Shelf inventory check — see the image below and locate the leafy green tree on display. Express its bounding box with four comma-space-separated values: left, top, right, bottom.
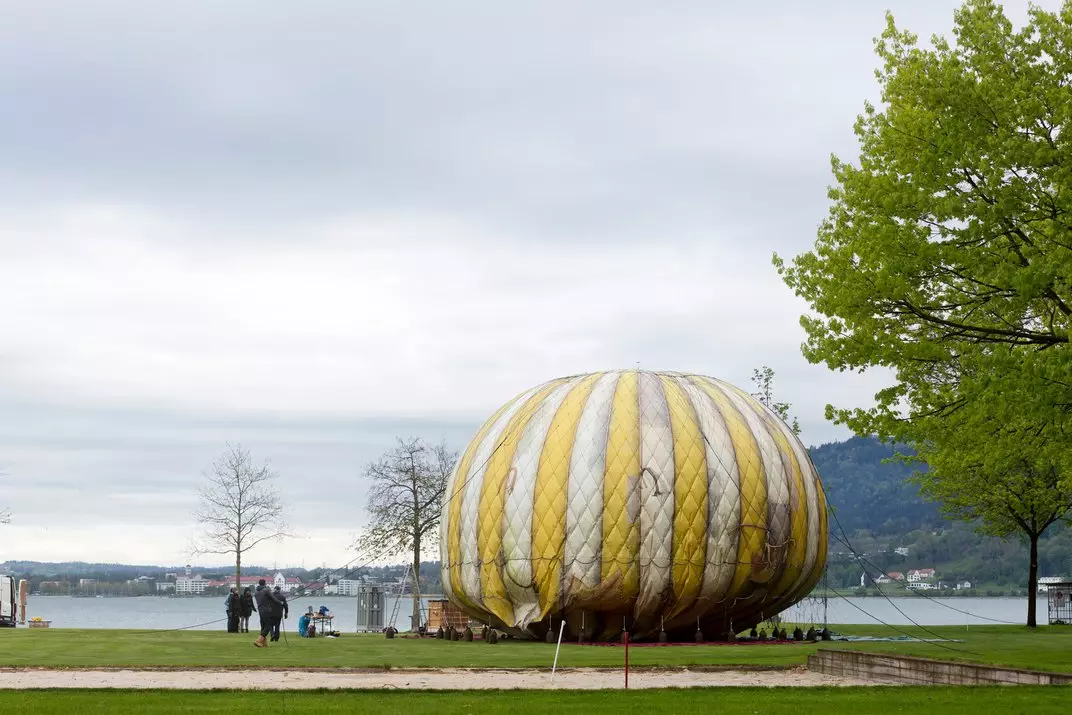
750, 366, 801, 434
773, 0, 1072, 474
774, 0, 1072, 624
909, 411, 1072, 626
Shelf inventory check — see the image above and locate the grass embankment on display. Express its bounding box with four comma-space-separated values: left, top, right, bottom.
2, 688, 1070, 714
2, 625, 1071, 673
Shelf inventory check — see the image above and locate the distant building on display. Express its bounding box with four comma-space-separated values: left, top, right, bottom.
887, 572, 905, 582
956, 581, 972, 590
175, 574, 209, 595
226, 572, 303, 593
337, 579, 366, 596
156, 581, 175, 592
906, 582, 937, 591
78, 578, 97, 587
907, 569, 935, 583
1038, 576, 1067, 593
895, 547, 909, 556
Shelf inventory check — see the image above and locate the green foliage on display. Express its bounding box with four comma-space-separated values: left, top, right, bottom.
773, 0, 1072, 473
774, 0, 1072, 624
913, 428, 1072, 542
2, 687, 1071, 715
4, 687, 1071, 715
5, 625, 1072, 675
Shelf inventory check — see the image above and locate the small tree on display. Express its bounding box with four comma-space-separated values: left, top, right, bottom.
910, 413, 1072, 627
355, 438, 457, 630
194, 445, 288, 590
750, 365, 801, 435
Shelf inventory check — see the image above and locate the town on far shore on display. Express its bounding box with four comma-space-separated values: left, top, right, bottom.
9, 561, 445, 599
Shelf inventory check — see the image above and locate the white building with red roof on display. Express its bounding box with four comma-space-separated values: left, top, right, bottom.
907, 568, 935, 583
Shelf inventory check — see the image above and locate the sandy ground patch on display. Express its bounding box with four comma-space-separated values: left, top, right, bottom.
0, 667, 875, 689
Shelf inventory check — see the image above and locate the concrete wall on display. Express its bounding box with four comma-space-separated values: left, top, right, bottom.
808, 649, 1072, 685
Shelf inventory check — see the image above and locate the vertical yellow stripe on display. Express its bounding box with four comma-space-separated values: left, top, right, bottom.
760, 423, 808, 597
723, 385, 809, 600
786, 466, 829, 605
447, 391, 526, 615
659, 376, 707, 618
600, 370, 640, 604
477, 380, 566, 624
689, 376, 769, 602
532, 373, 603, 617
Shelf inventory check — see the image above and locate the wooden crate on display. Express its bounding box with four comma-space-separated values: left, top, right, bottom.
426, 600, 468, 630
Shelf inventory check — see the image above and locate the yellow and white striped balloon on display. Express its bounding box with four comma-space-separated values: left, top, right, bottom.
439, 370, 827, 640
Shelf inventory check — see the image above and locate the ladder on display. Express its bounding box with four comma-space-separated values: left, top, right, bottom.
386, 564, 424, 631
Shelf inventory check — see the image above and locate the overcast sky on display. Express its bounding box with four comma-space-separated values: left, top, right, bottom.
0, 0, 1052, 570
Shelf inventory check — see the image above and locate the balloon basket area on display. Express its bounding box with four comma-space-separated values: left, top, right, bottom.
410, 625, 829, 646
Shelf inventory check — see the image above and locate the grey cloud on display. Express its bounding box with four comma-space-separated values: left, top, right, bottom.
0, 0, 966, 245
1, 0, 1041, 564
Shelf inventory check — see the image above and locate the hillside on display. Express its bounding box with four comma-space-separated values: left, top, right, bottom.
809, 436, 1072, 592
809, 436, 941, 536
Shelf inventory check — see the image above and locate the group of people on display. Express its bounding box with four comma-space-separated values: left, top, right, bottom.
224, 587, 256, 633
224, 579, 289, 647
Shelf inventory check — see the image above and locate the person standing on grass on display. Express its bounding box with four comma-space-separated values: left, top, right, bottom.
270, 585, 289, 642
252, 578, 284, 648
239, 587, 255, 634
225, 587, 241, 633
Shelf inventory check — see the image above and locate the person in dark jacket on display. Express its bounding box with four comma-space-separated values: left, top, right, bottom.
253, 579, 284, 648
239, 587, 255, 633
270, 586, 289, 641
225, 587, 241, 633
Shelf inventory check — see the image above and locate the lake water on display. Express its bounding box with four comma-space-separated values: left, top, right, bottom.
18, 594, 1047, 630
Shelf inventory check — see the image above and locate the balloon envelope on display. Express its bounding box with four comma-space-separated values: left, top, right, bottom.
440, 370, 827, 640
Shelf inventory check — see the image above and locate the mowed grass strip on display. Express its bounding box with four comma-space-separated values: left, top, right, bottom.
3, 625, 1072, 673
1, 688, 1070, 714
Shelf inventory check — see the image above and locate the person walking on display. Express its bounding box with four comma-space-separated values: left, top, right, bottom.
225, 587, 241, 633
270, 585, 289, 642
239, 587, 255, 634
253, 578, 284, 648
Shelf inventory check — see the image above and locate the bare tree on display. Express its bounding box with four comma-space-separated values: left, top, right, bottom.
194, 444, 288, 589
751, 365, 801, 435
355, 438, 457, 630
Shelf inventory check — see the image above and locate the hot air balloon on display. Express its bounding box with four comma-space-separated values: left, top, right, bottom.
439, 370, 827, 641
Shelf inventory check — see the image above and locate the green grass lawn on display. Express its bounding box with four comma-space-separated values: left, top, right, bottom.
3, 688, 1071, 714
0, 629, 813, 669
2, 625, 1072, 673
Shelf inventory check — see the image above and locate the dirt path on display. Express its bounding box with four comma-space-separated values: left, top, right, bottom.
0, 667, 875, 689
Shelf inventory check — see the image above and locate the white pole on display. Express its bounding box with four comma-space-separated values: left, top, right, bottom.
550, 620, 566, 686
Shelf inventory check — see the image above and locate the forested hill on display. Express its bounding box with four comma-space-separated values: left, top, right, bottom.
808, 435, 941, 537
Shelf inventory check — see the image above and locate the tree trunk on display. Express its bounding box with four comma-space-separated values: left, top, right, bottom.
236, 549, 242, 592
1027, 532, 1039, 628
412, 470, 421, 632
412, 533, 421, 632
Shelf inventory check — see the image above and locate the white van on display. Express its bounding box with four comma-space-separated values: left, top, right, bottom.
0, 575, 15, 627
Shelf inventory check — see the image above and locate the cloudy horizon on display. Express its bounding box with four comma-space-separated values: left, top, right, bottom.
1, 0, 1050, 569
